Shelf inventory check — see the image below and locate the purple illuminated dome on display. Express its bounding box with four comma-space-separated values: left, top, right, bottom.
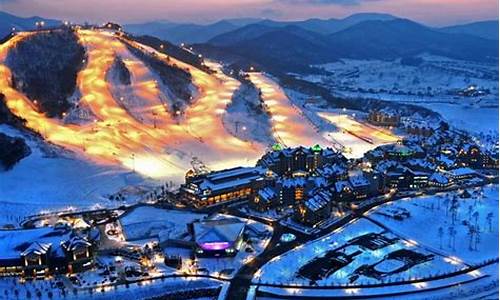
200, 242, 231, 251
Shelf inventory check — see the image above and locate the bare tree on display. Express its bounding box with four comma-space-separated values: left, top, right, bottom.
450, 196, 459, 225
486, 212, 494, 233
473, 211, 480, 228
438, 226, 444, 249
474, 225, 481, 251
443, 196, 450, 216
448, 226, 457, 250
448, 226, 454, 248
467, 225, 475, 251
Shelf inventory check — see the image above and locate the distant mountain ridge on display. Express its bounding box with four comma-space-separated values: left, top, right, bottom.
1, 10, 497, 76
257, 12, 396, 34
325, 19, 498, 61
440, 20, 498, 40
124, 13, 397, 44
0, 11, 61, 38
200, 18, 498, 74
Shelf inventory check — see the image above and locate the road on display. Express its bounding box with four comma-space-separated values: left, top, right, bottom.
224, 182, 491, 299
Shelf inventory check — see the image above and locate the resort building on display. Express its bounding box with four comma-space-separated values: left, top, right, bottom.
257, 145, 345, 176
252, 187, 278, 212
295, 190, 333, 226
180, 166, 272, 207
0, 227, 95, 278
428, 173, 453, 189
367, 109, 400, 127
445, 167, 478, 182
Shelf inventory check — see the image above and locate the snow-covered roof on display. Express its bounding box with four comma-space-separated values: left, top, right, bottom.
304, 190, 331, 212
446, 167, 477, 177
0, 227, 73, 260
61, 236, 91, 252
349, 174, 370, 188
279, 177, 307, 188
257, 187, 276, 203
193, 166, 267, 193
429, 173, 450, 184
21, 241, 51, 257
316, 163, 347, 178
193, 218, 245, 245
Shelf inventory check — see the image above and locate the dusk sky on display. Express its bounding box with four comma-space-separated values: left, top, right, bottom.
0, 0, 498, 26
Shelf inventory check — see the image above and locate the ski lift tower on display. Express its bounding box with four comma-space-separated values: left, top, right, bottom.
191, 156, 211, 176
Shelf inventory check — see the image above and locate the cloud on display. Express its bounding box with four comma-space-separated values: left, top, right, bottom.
277, 0, 380, 6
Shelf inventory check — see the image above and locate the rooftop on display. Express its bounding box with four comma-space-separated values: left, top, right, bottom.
193, 218, 245, 246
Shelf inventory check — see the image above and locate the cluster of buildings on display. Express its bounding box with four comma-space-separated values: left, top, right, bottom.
180, 146, 377, 225
365, 128, 497, 192
180, 166, 271, 208
367, 109, 400, 127
0, 224, 98, 278
455, 85, 488, 97
179, 119, 497, 227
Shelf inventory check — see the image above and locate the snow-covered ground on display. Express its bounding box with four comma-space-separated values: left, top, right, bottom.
0, 124, 157, 227
165, 213, 273, 279
367, 185, 499, 264
222, 82, 274, 146
415, 103, 498, 134
0, 274, 222, 300
300, 55, 498, 135
257, 262, 498, 299
256, 217, 467, 286
119, 206, 206, 241
314, 55, 498, 104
